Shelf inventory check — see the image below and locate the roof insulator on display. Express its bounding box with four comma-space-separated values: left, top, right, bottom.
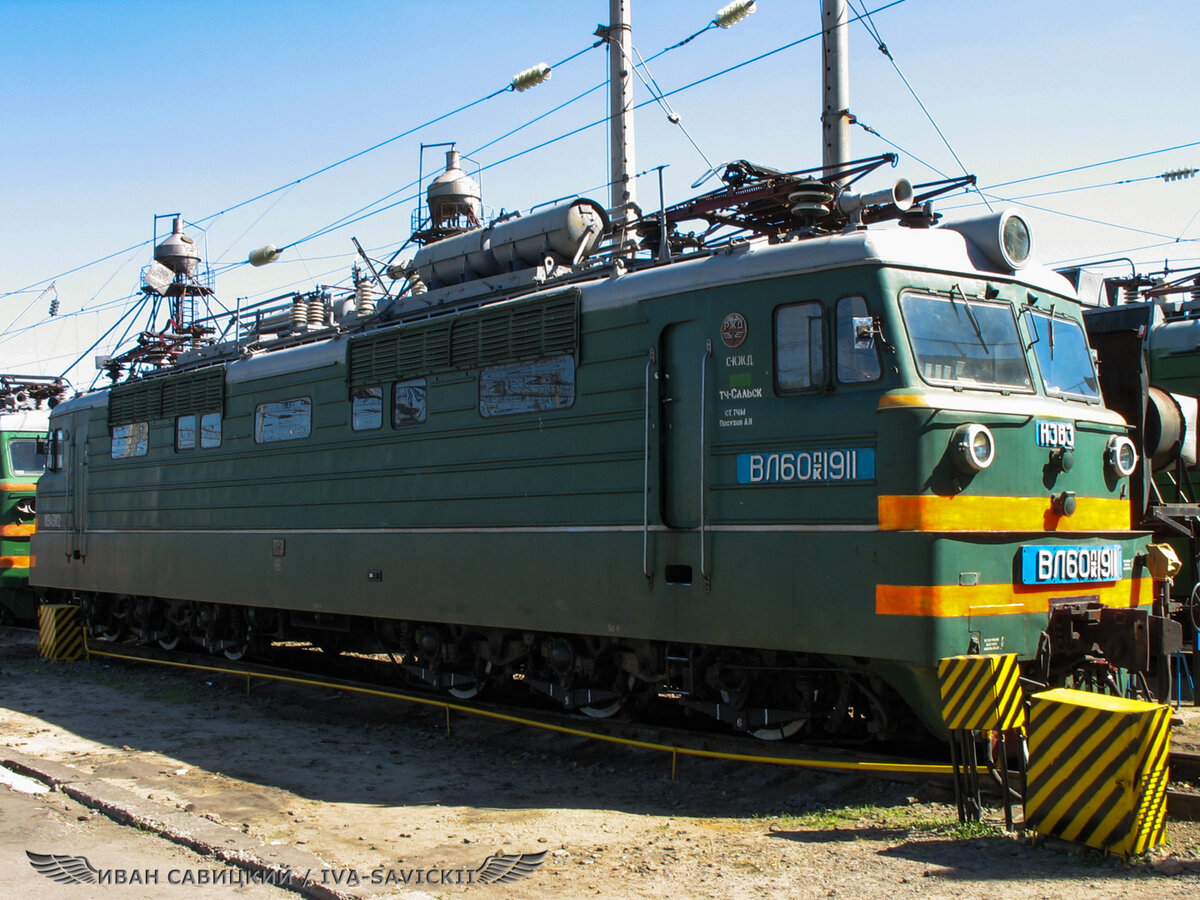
714, 1, 757, 29
511, 63, 552, 92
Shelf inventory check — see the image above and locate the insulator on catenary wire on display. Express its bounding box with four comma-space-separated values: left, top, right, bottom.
510, 63, 552, 92
714, 1, 757, 28
1161, 167, 1198, 182
248, 245, 282, 267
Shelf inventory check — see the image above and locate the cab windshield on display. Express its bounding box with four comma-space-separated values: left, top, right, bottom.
1024, 310, 1101, 400
901, 292, 1033, 392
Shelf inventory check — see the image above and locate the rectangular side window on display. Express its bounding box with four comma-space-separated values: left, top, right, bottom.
836, 296, 882, 384
111, 422, 149, 459
393, 379, 428, 426
775, 302, 825, 391
254, 398, 312, 443
200, 412, 222, 448
352, 386, 383, 431
8, 438, 46, 475
479, 356, 575, 418
176, 414, 197, 450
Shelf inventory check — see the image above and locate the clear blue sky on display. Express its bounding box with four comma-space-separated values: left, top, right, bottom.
2, 0, 1198, 386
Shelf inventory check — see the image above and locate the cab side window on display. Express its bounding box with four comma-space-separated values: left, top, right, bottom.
775, 302, 825, 392
836, 296, 881, 384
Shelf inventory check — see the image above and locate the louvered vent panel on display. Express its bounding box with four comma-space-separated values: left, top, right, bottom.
349, 289, 579, 383
108, 381, 163, 425
450, 319, 481, 369
395, 323, 451, 379
160, 368, 224, 418
109, 368, 226, 425
349, 333, 400, 386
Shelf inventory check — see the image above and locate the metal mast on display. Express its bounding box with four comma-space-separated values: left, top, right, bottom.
607, 0, 637, 244
821, 0, 850, 184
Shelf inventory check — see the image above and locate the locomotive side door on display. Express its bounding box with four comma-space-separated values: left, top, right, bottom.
659, 321, 708, 530
66, 424, 88, 560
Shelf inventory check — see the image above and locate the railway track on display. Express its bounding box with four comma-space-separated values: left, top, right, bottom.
71, 633, 1200, 822
79, 636, 957, 782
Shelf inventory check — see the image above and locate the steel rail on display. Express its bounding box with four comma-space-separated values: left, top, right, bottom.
81, 636, 957, 779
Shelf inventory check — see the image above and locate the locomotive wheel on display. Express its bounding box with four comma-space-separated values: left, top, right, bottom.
446, 661, 493, 700
158, 631, 181, 651
749, 718, 806, 742
94, 620, 125, 642
579, 697, 624, 719
579, 674, 636, 719
92, 596, 131, 642
222, 608, 251, 661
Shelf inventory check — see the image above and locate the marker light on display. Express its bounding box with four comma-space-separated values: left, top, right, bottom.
951, 423, 996, 473
1106, 435, 1138, 478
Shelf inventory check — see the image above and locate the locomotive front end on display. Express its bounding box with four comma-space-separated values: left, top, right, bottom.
866, 218, 1155, 728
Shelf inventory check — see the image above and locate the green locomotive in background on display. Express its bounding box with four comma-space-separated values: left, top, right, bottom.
1, 375, 62, 623
30, 151, 1164, 739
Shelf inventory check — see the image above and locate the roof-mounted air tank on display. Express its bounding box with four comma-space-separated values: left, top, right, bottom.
427, 150, 482, 232
154, 216, 201, 277
411, 199, 609, 288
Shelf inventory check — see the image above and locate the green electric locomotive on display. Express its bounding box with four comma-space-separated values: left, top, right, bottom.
30, 154, 1161, 739
1, 375, 63, 623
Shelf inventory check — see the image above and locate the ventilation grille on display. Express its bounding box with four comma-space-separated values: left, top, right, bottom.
109, 367, 225, 425
349, 290, 579, 387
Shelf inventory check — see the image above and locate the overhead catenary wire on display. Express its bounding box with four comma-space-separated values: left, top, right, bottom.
847, 0, 988, 210
6, 2, 909, 313
10, 0, 1193, 363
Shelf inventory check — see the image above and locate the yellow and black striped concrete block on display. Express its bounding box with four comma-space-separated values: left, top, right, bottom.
37, 604, 84, 662
937, 653, 1025, 732
1026, 688, 1170, 856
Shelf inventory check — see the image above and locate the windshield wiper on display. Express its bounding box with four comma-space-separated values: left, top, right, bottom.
1048, 304, 1055, 361
950, 284, 989, 354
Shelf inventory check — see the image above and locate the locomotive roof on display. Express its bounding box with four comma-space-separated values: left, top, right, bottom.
584, 223, 1076, 313
0, 409, 52, 432
48, 218, 1080, 404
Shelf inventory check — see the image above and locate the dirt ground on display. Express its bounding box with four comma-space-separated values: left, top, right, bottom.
3, 626, 1200, 899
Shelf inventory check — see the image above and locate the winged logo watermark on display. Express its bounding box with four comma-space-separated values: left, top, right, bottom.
25, 848, 549, 888
475, 850, 547, 884
27, 851, 99, 884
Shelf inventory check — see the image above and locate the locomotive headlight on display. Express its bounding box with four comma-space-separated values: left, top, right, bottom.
1106, 435, 1138, 477
950, 423, 996, 472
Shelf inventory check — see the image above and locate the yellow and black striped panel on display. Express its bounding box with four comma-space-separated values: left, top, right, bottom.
937, 654, 1025, 732
1026, 688, 1170, 855
1129, 704, 1172, 856
37, 604, 84, 662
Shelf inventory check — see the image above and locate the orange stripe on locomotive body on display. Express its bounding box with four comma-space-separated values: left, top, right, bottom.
876, 578, 1151, 618
878, 495, 1132, 532
0, 555, 31, 570
0, 524, 36, 537
0, 483, 38, 492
